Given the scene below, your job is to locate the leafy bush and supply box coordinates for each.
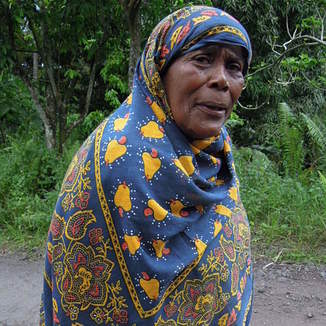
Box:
[0,133,80,246]
[234,147,326,262]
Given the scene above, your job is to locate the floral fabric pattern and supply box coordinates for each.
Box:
[41,5,253,325]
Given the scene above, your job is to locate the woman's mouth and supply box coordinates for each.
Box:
[196,103,227,117]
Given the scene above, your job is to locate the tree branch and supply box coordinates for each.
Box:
[64,59,97,140]
[237,100,268,111]
[23,77,55,149]
[248,40,322,79]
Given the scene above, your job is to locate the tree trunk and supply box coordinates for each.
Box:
[119,0,142,90]
[26,83,56,149]
[32,52,38,80]
[127,7,141,89]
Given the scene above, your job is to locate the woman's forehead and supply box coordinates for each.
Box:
[187,44,246,60]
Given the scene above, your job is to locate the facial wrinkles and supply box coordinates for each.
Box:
[214,49,243,81]
[162,44,245,139]
[187,46,244,92]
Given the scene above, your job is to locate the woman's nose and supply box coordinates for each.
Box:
[207,64,229,91]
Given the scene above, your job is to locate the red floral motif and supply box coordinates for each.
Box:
[227,308,237,326]
[231,263,240,296]
[201,10,219,16]
[62,242,114,310]
[178,275,223,325]
[113,309,128,324]
[53,243,64,261]
[177,20,191,44]
[164,302,178,318]
[75,191,90,210]
[220,235,236,262]
[60,140,91,195]
[65,166,78,186]
[66,210,96,240]
[53,311,60,324]
[89,228,103,246]
[160,44,170,58]
[161,21,171,36]
[47,250,53,265]
[223,224,233,238]
[146,96,153,105]
[214,247,225,264]
[50,212,65,240]
[231,207,250,249]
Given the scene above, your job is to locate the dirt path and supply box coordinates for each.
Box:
[1,253,326,326]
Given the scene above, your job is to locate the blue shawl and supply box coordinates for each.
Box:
[41,6,253,325]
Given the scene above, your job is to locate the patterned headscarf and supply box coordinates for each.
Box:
[41,6,253,326]
[140,6,251,114]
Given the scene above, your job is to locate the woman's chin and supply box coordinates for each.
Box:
[185,125,223,140]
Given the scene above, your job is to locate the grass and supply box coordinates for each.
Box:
[235,147,326,264]
[0,135,80,252]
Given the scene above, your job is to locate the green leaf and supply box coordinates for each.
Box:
[64,69,81,80]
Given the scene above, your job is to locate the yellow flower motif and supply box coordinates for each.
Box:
[216,179,225,186]
[195,293,214,310]
[192,136,216,150]
[68,305,79,321]
[170,26,183,49]
[154,316,177,326]
[126,93,132,105]
[229,187,238,202]
[218,313,229,326]
[52,298,58,313]
[195,239,207,257]
[150,101,167,124]
[210,155,218,165]
[235,299,242,311]
[193,15,211,25]
[189,144,200,155]
[47,242,53,254]
[224,140,231,154]
[174,155,195,177]
[215,205,232,218]
[90,307,104,325]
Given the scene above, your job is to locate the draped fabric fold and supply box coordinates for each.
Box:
[41,6,253,325]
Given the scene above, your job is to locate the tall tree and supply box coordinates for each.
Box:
[119,0,142,89]
[1,0,128,152]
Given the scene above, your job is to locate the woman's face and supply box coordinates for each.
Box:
[162,44,245,139]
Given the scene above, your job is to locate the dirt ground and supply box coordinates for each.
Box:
[0,251,326,326]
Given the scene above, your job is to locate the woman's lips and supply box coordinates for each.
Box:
[196,103,227,117]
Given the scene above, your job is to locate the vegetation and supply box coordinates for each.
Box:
[0,0,325,262]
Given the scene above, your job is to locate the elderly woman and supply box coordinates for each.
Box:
[41,5,252,325]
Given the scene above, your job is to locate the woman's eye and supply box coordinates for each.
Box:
[228,62,242,72]
[194,55,211,64]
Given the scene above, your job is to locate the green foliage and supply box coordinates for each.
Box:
[226,108,245,130]
[81,111,105,137]
[300,112,326,171]
[0,133,80,246]
[1,0,130,151]
[214,0,326,151]
[100,45,129,111]
[318,171,326,206]
[235,147,326,262]
[277,103,305,177]
[105,89,121,108]
[300,113,326,151]
[0,74,38,143]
